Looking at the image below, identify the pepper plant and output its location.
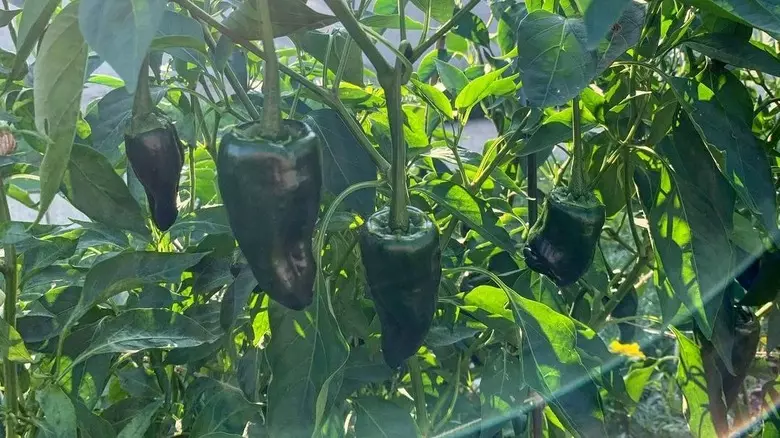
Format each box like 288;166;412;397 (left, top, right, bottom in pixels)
0;0;778;437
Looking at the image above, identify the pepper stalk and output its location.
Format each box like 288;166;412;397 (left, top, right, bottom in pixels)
256;0;282;139
569;96;587;197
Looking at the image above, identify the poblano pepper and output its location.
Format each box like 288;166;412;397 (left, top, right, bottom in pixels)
217;120;322;311
523;187;606;286
360;206;441;368
124;60;183;232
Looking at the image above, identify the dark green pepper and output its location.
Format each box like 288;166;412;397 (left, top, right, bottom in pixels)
124;114;184;231
738;250;780;306
217;120;322;311
523;187;606;287
360;206;441;368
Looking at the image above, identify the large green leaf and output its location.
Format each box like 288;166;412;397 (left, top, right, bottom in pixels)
266;294;349;437
305;109;377;218
36;385;78;438
581;0;632;48
414;180;515;253
9;0;59;81
353;397;418;438
410;0;454;22
68;251;208;326
62;144;147;236
683;33;780;76
479;348;526;437
515;1;645;107
634;117;736;337
78;0;166;92
670;75;777;234
155;9;207;67
33;1;88;224
672;327;719;438
682;0;780;36
74;400;117;438
73;309;218;365
224;0;336;40
189;381;263;437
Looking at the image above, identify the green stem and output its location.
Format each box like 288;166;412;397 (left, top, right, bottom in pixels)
398;0;406;41
0;178;19;438
331;36;352;92
418;0;432;46
257;0;281;137
131;57;155;132
591;257;648;330
150;351;172;408
408;356;429;436
388;43;410;231
569;97;586;196
410;0;481;62
176;0;391;173
623;149;643;252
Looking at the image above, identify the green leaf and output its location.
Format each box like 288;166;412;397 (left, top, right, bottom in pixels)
189;381;263;437
516;2;645;107
266;295;349;437
455;67;514;111
581;0;632;48
116;399;163;438
220;266;257;331
36;385;78;438
682;0;780;36
68;251;208;326
634;117;736;337
62;144;147;236
74;400;117;438
453;11;491;47
304;109;377;218
78;0;166;92
414;180;515;253
33;1;88;224
624;364;655;405
435;59;469;95
353;397;418;438
672;327;719;438
410;79;454;120
0;315;32;362
73;309;218;365
520;107;597;157
360;14;424;30
21;237;77;283
155;10;207;66
0;9;20;28
410;0;454;22
117;367;162;398
9;0;59;81
669;75;777;233
292;29;364;86
224;0;336;39
683;34;780;76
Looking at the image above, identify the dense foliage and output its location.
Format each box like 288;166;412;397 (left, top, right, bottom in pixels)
0;0;778;437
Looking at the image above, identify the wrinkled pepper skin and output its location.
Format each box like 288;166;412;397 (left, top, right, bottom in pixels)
124;118;184;231
523;187;606;287
217;120;322;311
360;206;441;368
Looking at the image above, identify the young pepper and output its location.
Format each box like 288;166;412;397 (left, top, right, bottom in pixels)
124;113;184;231
523;187;606;287
217;120;322;311
360;206;441;368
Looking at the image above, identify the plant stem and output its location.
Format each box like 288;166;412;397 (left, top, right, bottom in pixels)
623;149;643;251
570;96;586;196
398;0;406;41
0;178;19;438
257;0;281;137
387;68;408;231
591;257;648;330
410;0;481;62
408;356;429;436
176;0;391;173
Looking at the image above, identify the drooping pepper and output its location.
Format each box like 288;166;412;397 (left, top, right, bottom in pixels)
124;114;184;231
523;187;606;287
124;57;184;232
217;120;322;311
359;206;441;368
524;97;605;287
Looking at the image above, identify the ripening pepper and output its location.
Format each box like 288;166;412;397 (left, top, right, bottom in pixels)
217;120;322;311
360;206;441;368
523;187;606;287
124;114;184;231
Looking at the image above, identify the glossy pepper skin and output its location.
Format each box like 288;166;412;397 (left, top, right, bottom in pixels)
124;116;184;231
360;206;441;368
523;187;606;287
217;120;322;311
